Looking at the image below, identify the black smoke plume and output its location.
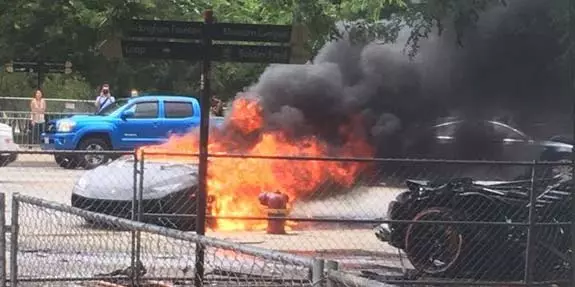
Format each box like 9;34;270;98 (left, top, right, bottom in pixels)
232;0;569;158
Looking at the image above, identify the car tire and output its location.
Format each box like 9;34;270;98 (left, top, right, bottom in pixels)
55;154;79;169
78;137;110;170
404;207;465;277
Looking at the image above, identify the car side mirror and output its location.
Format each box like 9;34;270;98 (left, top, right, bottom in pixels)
121;110;135;120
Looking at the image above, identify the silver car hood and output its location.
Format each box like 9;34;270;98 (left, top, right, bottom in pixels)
73;159;199;201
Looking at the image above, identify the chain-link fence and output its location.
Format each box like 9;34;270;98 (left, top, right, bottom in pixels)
9;193;321;287
0;149;573;286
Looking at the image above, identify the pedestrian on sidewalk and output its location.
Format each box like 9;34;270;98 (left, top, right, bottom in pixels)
29;89;46;145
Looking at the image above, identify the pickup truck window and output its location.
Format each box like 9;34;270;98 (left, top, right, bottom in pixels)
97;98;128;116
165;101;194;118
129;101;159;118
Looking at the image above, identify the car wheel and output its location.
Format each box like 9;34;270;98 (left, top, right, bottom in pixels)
404;207;465;277
55;154;79;169
78;137;110;170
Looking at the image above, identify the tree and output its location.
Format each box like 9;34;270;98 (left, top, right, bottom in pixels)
2;0;567;104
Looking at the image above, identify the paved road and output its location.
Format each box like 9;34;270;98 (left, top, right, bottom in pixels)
0;158;406;286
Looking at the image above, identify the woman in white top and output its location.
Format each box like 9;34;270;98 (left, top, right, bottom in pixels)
30;89;47;145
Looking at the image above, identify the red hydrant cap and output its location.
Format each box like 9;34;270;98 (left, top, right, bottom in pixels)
258;192;269;206
259;191;289;207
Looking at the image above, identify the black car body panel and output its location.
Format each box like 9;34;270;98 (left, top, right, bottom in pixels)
404;119;573;160
378;119;573;181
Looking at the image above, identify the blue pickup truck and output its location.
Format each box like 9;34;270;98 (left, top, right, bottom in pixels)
41;94;224;169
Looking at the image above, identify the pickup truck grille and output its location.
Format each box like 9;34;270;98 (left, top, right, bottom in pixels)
45;123;56;133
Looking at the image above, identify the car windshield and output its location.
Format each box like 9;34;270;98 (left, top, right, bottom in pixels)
97;98;129;116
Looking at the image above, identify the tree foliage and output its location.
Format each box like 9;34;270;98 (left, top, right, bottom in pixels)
0;0;570;106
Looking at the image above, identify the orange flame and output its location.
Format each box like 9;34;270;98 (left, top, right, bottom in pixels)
140;95;373;231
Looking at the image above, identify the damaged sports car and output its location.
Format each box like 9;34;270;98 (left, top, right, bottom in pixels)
375;173;572;281
71;156;214;231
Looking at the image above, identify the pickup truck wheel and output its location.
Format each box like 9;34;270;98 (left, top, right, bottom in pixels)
78;138;110;170
54;155;79;169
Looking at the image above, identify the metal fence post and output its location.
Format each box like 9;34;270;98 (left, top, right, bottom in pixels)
325;260;339;287
311;259;325;286
135;151;145;286
10;195;19;287
523;161;537;286
130;151;139;286
0;193;5;287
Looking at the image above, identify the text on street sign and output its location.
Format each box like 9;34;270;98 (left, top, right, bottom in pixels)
121;40;203;60
210;23;292;43
128;20;203;39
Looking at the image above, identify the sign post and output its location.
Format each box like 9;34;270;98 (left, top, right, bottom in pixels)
194;9;213;287
121;13;295;287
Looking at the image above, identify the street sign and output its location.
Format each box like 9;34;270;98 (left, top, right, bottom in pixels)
10;62;38;73
128;20;292;43
44;62;73;74
127;20;203;39
210;23;292;43
212;44;291;63
121;40;203;60
123;19;295;63
4;61;73;74
122;41;291;63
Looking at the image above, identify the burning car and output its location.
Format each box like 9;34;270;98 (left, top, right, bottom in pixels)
375;173;572;281
71;156;214;231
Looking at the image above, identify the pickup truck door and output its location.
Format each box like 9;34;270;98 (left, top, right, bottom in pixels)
116;100;164;149
161;100;200;138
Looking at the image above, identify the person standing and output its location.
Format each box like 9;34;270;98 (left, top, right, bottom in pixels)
29;89;46;145
210;94;224;116
95;84;115;113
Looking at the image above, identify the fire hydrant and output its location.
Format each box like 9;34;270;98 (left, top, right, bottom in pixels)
258;191;289;234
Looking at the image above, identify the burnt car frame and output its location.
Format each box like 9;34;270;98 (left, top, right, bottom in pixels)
71;156;214;231
375;174;572;282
